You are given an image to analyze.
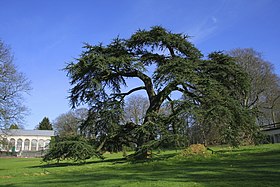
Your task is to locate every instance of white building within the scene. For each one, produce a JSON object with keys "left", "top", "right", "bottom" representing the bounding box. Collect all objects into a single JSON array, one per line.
[
  {"left": 0, "top": 129, "right": 54, "bottom": 152},
  {"left": 262, "top": 128, "right": 280, "bottom": 143}
]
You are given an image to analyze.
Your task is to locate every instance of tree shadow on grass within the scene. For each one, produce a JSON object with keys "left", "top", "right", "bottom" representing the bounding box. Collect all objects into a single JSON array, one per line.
[
  {"left": 28, "top": 157, "right": 128, "bottom": 169},
  {"left": 0, "top": 184, "right": 18, "bottom": 187},
  {"left": 22, "top": 147, "right": 280, "bottom": 186},
  {"left": 215, "top": 148, "right": 280, "bottom": 159},
  {"left": 24, "top": 155, "right": 280, "bottom": 187},
  {"left": 128, "top": 152, "right": 178, "bottom": 164},
  {"left": 29, "top": 152, "right": 178, "bottom": 169}
]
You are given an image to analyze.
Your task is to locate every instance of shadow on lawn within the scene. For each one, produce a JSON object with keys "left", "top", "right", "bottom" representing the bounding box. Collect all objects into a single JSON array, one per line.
[
  {"left": 0, "top": 184, "right": 18, "bottom": 187},
  {"left": 27, "top": 156, "right": 280, "bottom": 187},
  {"left": 25, "top": 147, "right": 280, "bottom": 186},
  {"left": 28, "top": 157, "right": 127, "bottom": 169},
  {"left": 29, "top": 152, "right": 178, "bottom": 168}
]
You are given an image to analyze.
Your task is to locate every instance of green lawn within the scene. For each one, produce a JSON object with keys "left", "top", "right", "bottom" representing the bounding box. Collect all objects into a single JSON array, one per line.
[{"left": 0, "top": 144, "right": 279, "bottom": 187}]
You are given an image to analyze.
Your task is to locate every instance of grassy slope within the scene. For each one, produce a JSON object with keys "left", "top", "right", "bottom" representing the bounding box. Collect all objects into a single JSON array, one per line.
[{"left": 0, "top": 144, "right": 279, "bottom": 187}]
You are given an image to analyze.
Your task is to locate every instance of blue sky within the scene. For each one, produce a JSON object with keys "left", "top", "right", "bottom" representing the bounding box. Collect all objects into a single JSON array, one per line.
[{"left": 0, "top": 0, "right": 279, "bottom": 129}]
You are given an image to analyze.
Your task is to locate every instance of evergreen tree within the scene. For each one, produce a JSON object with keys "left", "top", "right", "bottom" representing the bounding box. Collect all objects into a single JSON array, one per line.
[
  {"left": 65, "top": 26, "right": 252, "bottom": 158},
  {"left": 37, "top": 117, "right": 53, "bottom": 130},
  {"left": 9, "top": 124, "right": 19, "bottom": 129}
]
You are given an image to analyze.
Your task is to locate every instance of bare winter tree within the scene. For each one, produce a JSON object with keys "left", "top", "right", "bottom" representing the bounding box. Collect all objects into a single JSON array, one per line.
[
  {"left": 0, "top": 40, "right": 31, "bottom": 129},
  {"left": 261, "top": 76, "right": 280, "bottom": 125},
  {"left": 229, "top": 48, "right": 280, "bottom": 126},
  {"left": 53, "top": 108, "right": 88, "bottom": 136},
  {"left": 123, "top": 95, "right": 149, "bottom": 125}
]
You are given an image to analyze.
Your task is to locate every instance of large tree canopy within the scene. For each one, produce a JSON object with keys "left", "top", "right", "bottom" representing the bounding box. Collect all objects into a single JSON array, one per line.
[{"left": 65, "top": 26, "right": 253, "bottom": 155}]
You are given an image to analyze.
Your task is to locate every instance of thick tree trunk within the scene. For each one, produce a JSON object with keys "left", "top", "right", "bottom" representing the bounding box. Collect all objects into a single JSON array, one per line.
[
  {"left": 96, "top": 137, "right": 107, "bottom": 152},
  {"left": 134, "top": 76, "right": 175, "bottom": 159},
  {"left": 134, "top": 95, "right": 164, "bottom": 159},
  {"left": 144, "top": 94, "right": 165, "bottom": 122}
]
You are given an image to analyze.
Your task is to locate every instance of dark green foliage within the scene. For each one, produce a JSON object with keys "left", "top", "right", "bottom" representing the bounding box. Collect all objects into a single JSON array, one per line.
[
  {"left": 43, "top": 136, "right": 103, "bottom": 163},
  {"left": 101, "top": 122, "right": 139, "bottom": 153},
  {"left": 65, "top": 26, "right": 255, "bottom": 158},
  {"left": 9, "top": 124, "right": 19, "bottom": 129},
  {"left": 79, "top": 100, "right": 124, "bottom": 152},
  {"left": 37, "top": 117, "right": 53, "bottom": 130}
]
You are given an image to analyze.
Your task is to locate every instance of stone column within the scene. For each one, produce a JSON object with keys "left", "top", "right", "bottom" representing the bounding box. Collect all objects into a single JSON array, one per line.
[
  {"left": 15, "top": 139, "right": 17, "bottom": 151},
  {"left": 36, "top": 139, "right": 39, "bottom": 151}
]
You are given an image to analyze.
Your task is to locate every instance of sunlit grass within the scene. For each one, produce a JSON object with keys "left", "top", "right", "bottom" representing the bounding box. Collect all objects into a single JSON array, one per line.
[{"left": 0, "top": 144, "right": 279, "bottom": 187}]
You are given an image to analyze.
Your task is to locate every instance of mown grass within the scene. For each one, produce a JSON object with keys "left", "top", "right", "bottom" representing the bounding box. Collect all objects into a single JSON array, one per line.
[{"left": 0, "top": 144, "right": 279, "bottom": 187}]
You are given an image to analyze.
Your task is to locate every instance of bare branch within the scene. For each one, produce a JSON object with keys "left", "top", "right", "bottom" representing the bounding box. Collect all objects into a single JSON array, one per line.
[
  {"left": 112, "top": 86, "right": 146, "bottom": 101},
  {"left": 111, "top": 70, "right": 156, "bottom": 100},
  {"left": 166, "top": 45, "right": 175, "bottom": 58},
  {"left": 166, "top": 96, "right": 175, "bottom": 113}
]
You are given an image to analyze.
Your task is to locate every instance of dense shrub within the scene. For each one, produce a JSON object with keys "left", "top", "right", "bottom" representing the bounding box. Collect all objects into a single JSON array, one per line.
[{"left": 43, "top": 136, "right": 103, "bottom": 163}]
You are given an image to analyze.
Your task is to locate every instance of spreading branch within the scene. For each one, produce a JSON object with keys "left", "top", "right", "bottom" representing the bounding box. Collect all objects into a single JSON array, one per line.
[{"left": 112, "top": 86, "right": 146, "bottom": 101}]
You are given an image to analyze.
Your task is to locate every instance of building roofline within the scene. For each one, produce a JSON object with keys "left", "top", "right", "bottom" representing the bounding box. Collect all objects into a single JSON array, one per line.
[{"left": 0, "top": 129, "right": 54, "bottom": 136}]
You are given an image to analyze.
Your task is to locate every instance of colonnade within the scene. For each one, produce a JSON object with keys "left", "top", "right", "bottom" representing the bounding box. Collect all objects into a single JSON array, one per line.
[{"left": 2, "top": 137, "right": 50, "bottom": 151}]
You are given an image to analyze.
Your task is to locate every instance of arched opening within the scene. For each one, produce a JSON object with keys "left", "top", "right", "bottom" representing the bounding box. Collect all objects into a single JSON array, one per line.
[
  {"left": 24, "top": 139, "right": 30, "bottom": 151},
  {"left": 10, "top": 138, "right": 16, "bottom": 147},
  {"left": 31, "top": 139, "right": 37, "bottom": 151},
  {"left": 17, "top": 139, "right": 23, "bottom": 151},
  {"left": 10, "top": 138, "right": 16, "bottom": 151},
  {"left": 38, "top": 139, "right": 44, "bottom": 150},
  {"left": 2, "top": 138, "right": 8, "bottom": 150}
]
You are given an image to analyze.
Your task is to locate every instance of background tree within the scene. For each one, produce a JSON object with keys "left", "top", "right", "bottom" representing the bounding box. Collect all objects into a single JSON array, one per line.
[
  {"left": 228, "top": 48, "right": 280, "bottom": 127},
  {"left": 36, "top": 117, "right": 53, "bottom": 130},
  {"left": 0, "top": 40, "right": 31, "bottom": 129},
  {"left": 262, "top": 77, "right": 280, "bottom": 126},
  {"left": 9, "top": 124, "right": 19, "bottom": 129},
  {"left": 123, "top": 95, "right": 149, "bottom": 125},
  {"left": 65, "top": 26, "right": 252, "bottom": 157},
  {"left": 53, "top": 108, "right": 88, "bottom": 137}
]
